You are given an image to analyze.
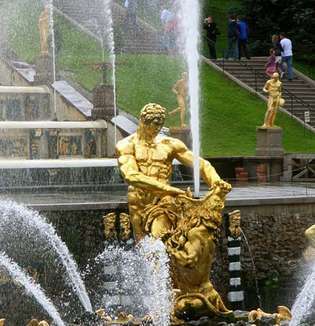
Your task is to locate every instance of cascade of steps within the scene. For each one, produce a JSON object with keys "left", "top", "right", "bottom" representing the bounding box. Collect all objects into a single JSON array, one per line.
[
  {"left": 212, "top": 57, "right": 315, "bottom": 128},
  {"left": 54, "top": 0, "right": 165, "bottom": 54}
]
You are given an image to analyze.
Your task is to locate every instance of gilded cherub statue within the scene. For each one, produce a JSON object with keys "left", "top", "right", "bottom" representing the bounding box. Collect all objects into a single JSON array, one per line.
[
  {"left": 262, "top": 72, "right": 285, "bottom": 128},
  {"left": 169, "top": 72, "right": 188, "bottom": 128},
  {"left": 116, "top": 103, "right": 229, "bottom": 242},
  {"left": 38, "top": 6, "right": 50, "bottom": 56},
  {"left": 116, "top": 103, "right": 232, "bottom": 321}
]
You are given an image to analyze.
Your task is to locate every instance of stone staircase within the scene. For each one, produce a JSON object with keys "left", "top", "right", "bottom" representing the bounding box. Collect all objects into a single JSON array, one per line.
[
  {"left": 54, "top": 0, "right": 164, "bottom": 54},
  {"left": 210, "top": 57, "right": 315, "bottom": 129}
]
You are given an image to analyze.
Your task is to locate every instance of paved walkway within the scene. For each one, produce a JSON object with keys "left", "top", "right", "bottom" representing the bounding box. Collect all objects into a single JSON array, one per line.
[{"left": 1, "top": 183, "right": 315, "bottom": 211}]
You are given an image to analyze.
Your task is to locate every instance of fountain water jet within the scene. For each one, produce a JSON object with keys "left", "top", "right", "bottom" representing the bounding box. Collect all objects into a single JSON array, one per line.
[
  {"left": 0, "top": 252, "right": 65, "bottom": 326},
  {"left": 0, "top": 200, "right": 93, "bottom": 313},
  {"left": 290, "top": 262, "right": 315, "bottom": 325},
  {"left": 101, "top": 0, "right": 118, "bottom": 143},
  {"left": 177, "top": 0, "right": 201, "bottom": 197}
]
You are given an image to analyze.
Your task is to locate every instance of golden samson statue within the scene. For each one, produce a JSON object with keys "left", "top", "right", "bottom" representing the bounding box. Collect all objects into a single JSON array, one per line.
[{"left": 116, "top": 103, "right": 233, "bottom": 321}]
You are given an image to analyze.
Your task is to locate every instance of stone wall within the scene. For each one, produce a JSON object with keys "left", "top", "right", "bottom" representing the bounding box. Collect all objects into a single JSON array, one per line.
[
  {"left": 38, "top": 199, "right": 315, "bottom": 311},
  {"left": 220, "top": 201, "right": 315, "bottom": 310}
]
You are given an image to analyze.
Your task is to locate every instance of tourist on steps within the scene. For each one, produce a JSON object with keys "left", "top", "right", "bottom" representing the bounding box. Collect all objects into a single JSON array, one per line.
[
  {"left": 225, "top": 15, "right": 239, "bottom": 60},
  {"left": 271, "top": 34, "right": 283, "bottom": 77},
  {"left": 237, "top": 16, "right": 250, "bottom": 60},
  {"left": 265, "top": 49, "right": 278, "bottom": 77},
  {"left": 203, "top": 16, "right": 220, "bottom": 59},
  {"left": 280, "top": 32, "right": 293, "bottom": 80}
]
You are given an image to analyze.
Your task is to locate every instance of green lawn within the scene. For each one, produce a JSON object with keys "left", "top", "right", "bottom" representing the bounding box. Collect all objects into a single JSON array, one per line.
[
  {"left": 200, "top": 64, "right": 315, "bottom": 156},
  {"left": 6, "top": 0, "right": 315, "bottom": 157}
]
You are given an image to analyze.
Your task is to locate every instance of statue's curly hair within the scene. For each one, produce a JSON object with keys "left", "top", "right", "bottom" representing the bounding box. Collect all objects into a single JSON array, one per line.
[{"left": 140, "top": 103, "right": 166, "bottom": 124}]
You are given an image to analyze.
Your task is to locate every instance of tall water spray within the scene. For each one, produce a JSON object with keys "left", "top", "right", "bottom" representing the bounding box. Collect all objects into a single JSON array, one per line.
[
  {"left": 0, "top": 252, "right": 65, "bottom": 326},
  {"left": 178, "top": 0, "right": 201, "bottom": 196},
  {"left": 102, "top": 0, "right": 118, "bottom": 143},
  {"left": 0, "top": 200, "right": 93, "bottom": 312},
  {"left": 290, "top": 261, "right": 315, "bottom": 325}
]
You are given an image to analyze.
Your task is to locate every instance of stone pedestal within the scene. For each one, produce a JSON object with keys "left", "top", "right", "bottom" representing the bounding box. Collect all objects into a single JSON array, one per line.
[
  {"left": 92, "top": 85, "right": 116, "bottom": 121},
  {"left": 256, "top": 127, "right": 284, "bottom": 156},
  {"left": 169, "top": 127, "right": 192, "bottom": 149},
  {"left": 34, "top": 55, "right": 54, "bottom": 85}
]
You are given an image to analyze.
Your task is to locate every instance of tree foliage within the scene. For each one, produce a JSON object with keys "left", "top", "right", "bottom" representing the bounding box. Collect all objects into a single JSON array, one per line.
[{"left": 241, "top": 0, "right": 315, "bottom": 63}]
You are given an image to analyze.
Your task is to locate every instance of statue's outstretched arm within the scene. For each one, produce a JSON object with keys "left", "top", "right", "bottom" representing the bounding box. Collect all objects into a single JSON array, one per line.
[
  {"left": 118, "top": 154, "right": 185, "bottom": 195},
  {"left": 173, "top": 139, "right": 221, "bottom": 188}
]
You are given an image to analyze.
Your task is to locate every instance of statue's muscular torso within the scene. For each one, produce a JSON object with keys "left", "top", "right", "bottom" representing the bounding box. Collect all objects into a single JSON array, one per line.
[
  {"left": 134, "top": 139, "right": 174, "bottom": 183},
  {"left": 118, "top": 134, "right": 177, "bottom": 184}
]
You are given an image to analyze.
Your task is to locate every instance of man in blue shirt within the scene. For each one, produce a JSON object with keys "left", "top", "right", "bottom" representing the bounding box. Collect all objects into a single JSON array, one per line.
[{"left": 237, "top": 16, "right": 250, "bottom": 60}]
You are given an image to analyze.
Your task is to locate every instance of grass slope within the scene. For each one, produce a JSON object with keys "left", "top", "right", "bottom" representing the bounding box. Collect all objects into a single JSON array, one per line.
[
  {"left": 6, "top": 0, "right": 315, "bottom": 157},
  {"left": 200, "top": 64, "right": 315, "bottom": 157}
]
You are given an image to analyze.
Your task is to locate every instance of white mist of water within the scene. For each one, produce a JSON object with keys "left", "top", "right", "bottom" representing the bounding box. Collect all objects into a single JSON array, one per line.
[
  {"left": 48, "top": 0, "right": 57, "bottom": 116},
  {"left": 0, "top": 200, "right": 93, "bottom": 312},
  {"left": 0, "top": 252, "right": 65, "bottom": 326},
  {"left": 95, "top": 237, "right": 172, "bottom": 324},
  {"left": 290, "top": 261, "right": 315, "bottom": 326},
  {"left": 139, "top": 237, "right": 172, "bottom": 326},
  {"left": 102, "top": 0, "right": 118, "bottom": 144},
  {"left": 177, "top": 0, "right": 201, "bottom": 197}
]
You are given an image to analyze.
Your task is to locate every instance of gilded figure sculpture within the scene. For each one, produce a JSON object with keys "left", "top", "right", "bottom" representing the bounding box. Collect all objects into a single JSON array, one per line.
[
  {"left": 228, "top": 210, "right": 241, "bottom": 239},
  {"left": 262, "top": 72, "right": 285, "bottom": 128},
  {"left": 248, "top": 306, "right": 292, "bottom": 325},
  {"left": 103, "top": 212, "right": 118, "bottom": 241},
  {"left": 116, "top": 103, "right": 232, "bottom": 321},
  {"left": 304, "top": 224, "right": 315, "bottom": 262},
  {"left": 119, "top": 213, "right": 132, "bottom": 241},
  {"left": 38, "top": 6, "right": 50, "bottom": 56},
  {"left": 169, "top": 73, "right": 188, "bottom": 128},
  {"left": 95, "top": 308, "right": 112, "bottom": 322}
]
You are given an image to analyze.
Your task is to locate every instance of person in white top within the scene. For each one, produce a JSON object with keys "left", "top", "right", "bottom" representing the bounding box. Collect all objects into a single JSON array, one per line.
[{"left": 280, "top": 32, "right": 293, "bottom": 80}]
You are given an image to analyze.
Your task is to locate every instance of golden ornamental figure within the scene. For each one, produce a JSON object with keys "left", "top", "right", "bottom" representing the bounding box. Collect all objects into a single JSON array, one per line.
[
  {"left": 228, "top": 209, "right": 241, "bottom": 239},
  {"left": 116, "top": 103, "right": 232, "bottom": 321},
  {"left": 262, "top": 72, "right": 285, "bottom": 128},
  {"left": 169, "top": 72, "right": 188, "bottom": 128},
  {"left": 38, "top": 6, "right": 50, "bottom": 56}
]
